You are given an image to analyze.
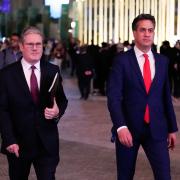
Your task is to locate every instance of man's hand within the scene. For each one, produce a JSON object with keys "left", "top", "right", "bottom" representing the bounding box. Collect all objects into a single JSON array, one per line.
[
  {"left": 117, "top": 128, "right": 133, "bottom": 148},
  {"left": 174, "top": 64, "right": 178, "bottom": 70},
  {"left": 6, "top": 144, "right": 19, "bottom": 157},
  {"left": 168, "top": 133, "right": 176, "bottom": 150},
  {"left": 44, "top": 98, "right": 59, "bottom": 120}
]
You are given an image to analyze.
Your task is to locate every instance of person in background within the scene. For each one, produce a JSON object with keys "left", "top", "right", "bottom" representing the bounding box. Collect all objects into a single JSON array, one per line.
[
  {"left": 98, "top": 42, "right": 111, "bottom": 96},
  {"left": 76, "top": 45, "right": 94, "bottom": 100},
  {"left": 68, "top": 37, "right": 79, "bottom": 76},
  {"left": 171, "top": 40, "right": 180, "bottom": 101},
  {"left": 0, "top": 33, "right": 22, "bottom": 69},
  {"left": 0, "top": 26, "right": 68, "bottom": 180},
  {"left": 49, "top": 43, "right": 64, "bottom": 71},
  {"left": 123, "top": 40, "right": 132, "bottom": 51},
  {"left": 43, "top": 39, "right": 53, "bottom": 62},
  {"left": 107, "top": 14, "right": 178, "bottom": 180},
  {"left": 160, "top": 41, "right": 174, "bottom": 94}
]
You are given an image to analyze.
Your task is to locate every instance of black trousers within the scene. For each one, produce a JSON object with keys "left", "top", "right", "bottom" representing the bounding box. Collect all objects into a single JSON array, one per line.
[
  {"left": 7, "top": 152, "right": 59, "bottom": 180},
  {"left": 78, "top": 76, "right": 91, "bottom": 99},
  {"left": 115, "top": 125, "right": 171, "bottom": 180}
]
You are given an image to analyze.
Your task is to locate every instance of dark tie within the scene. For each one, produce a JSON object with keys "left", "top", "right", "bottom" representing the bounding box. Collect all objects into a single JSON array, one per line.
[
  {"left": 143, "top": 54, "right": 151, "bottom": 123},
  {"left": 30, "top": 65, "right": 39, "bottom": 105}
]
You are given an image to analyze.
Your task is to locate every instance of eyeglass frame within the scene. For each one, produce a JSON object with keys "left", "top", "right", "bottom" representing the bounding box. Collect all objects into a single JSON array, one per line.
[{"left": 24, "top": 42, "right": 43, "bottom": 49}]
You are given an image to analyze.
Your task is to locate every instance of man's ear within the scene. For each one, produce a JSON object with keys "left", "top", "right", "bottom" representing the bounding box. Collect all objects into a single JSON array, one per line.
[
  {"left": 133, "top": 31, "right": 136, "bottom": 37},
  {"left": 19, "top": 42, "right": 23, "bottom": 52}
]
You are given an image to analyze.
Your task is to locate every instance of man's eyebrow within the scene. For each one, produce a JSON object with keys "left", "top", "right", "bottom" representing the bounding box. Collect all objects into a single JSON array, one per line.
[
  {"left": 139, "top": 27, "right": 154, "bottom": 29},
  {"left": 139, "top": 27, "right": 154, "bottom": 30}
]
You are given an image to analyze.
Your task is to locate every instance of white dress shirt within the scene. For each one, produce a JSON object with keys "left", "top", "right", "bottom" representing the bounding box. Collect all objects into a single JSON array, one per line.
[
  {"left": 21, "top": 58, "right": 41, "bottom": 90},
  {"left": 134, "top": 45, "right": 155, "bottom": 80},
  {"left": 117, "top": 46, "right": 155, "bottom": 132}
]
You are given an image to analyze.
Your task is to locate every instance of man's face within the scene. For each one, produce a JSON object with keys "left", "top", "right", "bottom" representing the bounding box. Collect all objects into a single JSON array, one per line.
[
  {"left": 11, "top": 35, "right": 20, "bottom": 48},
  {"left": 20, "top": 33, "right": 43, "bottom": 64},
  {"left": 133, "top": 20, "right": 155, "bottom": 51}
]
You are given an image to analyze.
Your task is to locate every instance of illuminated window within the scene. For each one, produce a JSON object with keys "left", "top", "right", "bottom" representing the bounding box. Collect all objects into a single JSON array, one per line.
[{"left": 45, "top": 0, "right": 69, "bottom": 18}]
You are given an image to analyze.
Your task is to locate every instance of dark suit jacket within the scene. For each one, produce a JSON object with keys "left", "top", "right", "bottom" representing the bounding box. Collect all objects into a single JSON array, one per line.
[
  {"left": 0, "top": 59, "right": 68, "bottom": 159},
  {"left": 0, "top": 48, "right": 22, "bottom": 69},
  {"left": 107, "top": 48, "right": 178, "bottom": 140}
]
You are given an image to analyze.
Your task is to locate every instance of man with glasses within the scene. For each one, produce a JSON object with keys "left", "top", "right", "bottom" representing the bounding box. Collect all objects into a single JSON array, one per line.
[{"left": 0, "top": 26, "right": 68, "bottom": 180}]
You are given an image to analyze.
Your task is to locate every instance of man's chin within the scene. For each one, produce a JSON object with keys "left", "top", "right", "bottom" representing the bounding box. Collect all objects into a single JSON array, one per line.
[
  {"left": 143, "top": 44, "right": 152, "bottom": 48},
  {"left": 31, "top": 56, "right": 41, "bottom": 61},
  {"left": 143, "top": 41, "right": 153, "bottom": 46},
  {"left": 30, "top": 59, "right": 40, "bottom": 64}
]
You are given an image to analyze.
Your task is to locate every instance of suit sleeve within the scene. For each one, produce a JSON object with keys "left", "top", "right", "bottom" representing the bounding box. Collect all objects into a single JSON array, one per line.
[
  {"left": 163, "top": 58, "right": 178, "bottom": 133},
  {"left": 107, "top": 56, "right": 126, "bottom": 130},
  {"left": 0, "top": 51, "right": 4, "bottom": 69},
  {"left": 0, "top": 70, "right": 17, "bottom": 148}
]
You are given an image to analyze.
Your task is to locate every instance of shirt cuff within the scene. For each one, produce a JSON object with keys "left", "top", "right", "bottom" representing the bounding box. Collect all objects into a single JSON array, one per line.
[{"left": 117, "top": 126, "right": 128, "bottom": 132}]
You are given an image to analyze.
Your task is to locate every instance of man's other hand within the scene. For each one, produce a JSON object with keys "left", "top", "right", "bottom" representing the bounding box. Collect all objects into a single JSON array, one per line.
[
  {"left": 44, "top": 98, "right": 59, "bottom": 120},
  {"left": 168, "top": 133, "right": 176, "bottom": 150},
  {"left": 6, "top": 144, "right": 19, "bottom": 157},
  {"left": 117, "top": 128, "right": 133, "bottom": 148}
]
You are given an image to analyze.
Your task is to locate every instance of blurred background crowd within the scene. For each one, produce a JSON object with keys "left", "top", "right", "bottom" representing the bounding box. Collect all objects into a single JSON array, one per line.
[{"left": 1, "top": 33, "right": 180, "bottom": 101}]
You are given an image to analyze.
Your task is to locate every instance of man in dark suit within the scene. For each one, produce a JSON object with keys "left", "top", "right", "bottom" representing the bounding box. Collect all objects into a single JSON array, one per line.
[
  {"left": 0, "top": 33, "right": 22, "bottom": 69},
  {"left": 0, "top": 26, "right": 68, "bottom": 180},
  {"left": 107, "top": 14, "right": 178, "bottom": 180}
]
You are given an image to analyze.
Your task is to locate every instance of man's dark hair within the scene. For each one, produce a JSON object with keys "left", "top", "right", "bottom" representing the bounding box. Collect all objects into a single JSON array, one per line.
[
  {"left": 11, "top": 33, "right": 20, "bottom": 37},
  {"left": 132, "top": 14, "right": 156, "bottom": 31}
]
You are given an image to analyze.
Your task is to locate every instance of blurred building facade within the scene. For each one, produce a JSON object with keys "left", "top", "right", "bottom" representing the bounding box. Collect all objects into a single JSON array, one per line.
[
  {"left": 0, "top": 0, "right": 72, "bottom": 42},
  {"left": 0, "top": 0, "right": 180, "bottom": 49},
  {"left": 70, "top": 0, "right": 180, "bottom": 49}
]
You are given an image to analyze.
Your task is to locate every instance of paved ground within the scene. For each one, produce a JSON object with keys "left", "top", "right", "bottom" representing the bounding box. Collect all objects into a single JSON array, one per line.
[{"left": 0, "top": 75, "right": 180, "bottom": 180}]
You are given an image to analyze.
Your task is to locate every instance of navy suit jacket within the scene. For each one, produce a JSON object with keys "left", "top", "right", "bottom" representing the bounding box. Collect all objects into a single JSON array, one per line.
[
  {"left": 107, "top": 48, "right": 178, "bottom": 140},
  {"left": 0, "top": 59, "right": 68, "bottom": 159}
]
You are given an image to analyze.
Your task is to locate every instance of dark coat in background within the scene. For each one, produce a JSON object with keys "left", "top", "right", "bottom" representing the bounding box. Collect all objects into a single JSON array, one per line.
[{"left": 76, "top": 50, "right": 94, "bottom": 99}]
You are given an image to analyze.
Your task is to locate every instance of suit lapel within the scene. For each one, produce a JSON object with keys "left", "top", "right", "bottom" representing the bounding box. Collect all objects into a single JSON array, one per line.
[
  {"left": 39, "top": 60, "right": 49, "bottom": 101},
  {"left": 40, "top": 61, "right": 46, "bottom": 92},
  {"left": 15, "top": 61, "right": 33, "bottom": 100},
  {"left": 129, "top": 49, "right": 146, "bottom": 92},
  {"left": 16, "top": 60, "right": 50, "bottom": 105},
  {"left": 130, "top": 49, "right": 162, "bottom": 94},
  {"left": 149, "top": 52, "right": 161, "bottom": 93}
]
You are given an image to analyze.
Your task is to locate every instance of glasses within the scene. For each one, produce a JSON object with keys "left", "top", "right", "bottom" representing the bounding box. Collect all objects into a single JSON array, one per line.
[{"left": 24, "top": 42, "right": 42, "bottom": 49}]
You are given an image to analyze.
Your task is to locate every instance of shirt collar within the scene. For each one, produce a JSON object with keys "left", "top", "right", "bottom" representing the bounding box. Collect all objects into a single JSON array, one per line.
[
  {"left": 21, "top": 58, "right": 40, "bottom": 71},
  {"left": 134, "top": 45, "right": 152, "bottom": 58}
]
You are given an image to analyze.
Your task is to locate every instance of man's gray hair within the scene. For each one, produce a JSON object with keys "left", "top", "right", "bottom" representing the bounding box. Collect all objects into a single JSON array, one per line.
[{"left": 20, "top": 26, "right": 44, "bottom": 42}]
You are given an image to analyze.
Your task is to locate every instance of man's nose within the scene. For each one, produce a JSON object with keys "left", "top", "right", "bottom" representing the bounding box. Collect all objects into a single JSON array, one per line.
[
  {"left": 32, "top": 44, "right": 38, "bottom": 50},
  {"left": 144, "top": 30, "right": 151, "bottom": 36}
]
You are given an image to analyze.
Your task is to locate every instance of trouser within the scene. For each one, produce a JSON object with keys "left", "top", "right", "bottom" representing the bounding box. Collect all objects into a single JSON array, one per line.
[
  {"left": 115, "top": 125, "right": 171, "bottom": 180},
  {"left": 7, "top": 152, "right": 59, "bottom": 180}
]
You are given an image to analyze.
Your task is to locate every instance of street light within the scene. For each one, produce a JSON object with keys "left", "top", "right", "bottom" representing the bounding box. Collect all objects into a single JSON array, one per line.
[{"left": 71, "top": 21, "right": 76, "bottom": 29}]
